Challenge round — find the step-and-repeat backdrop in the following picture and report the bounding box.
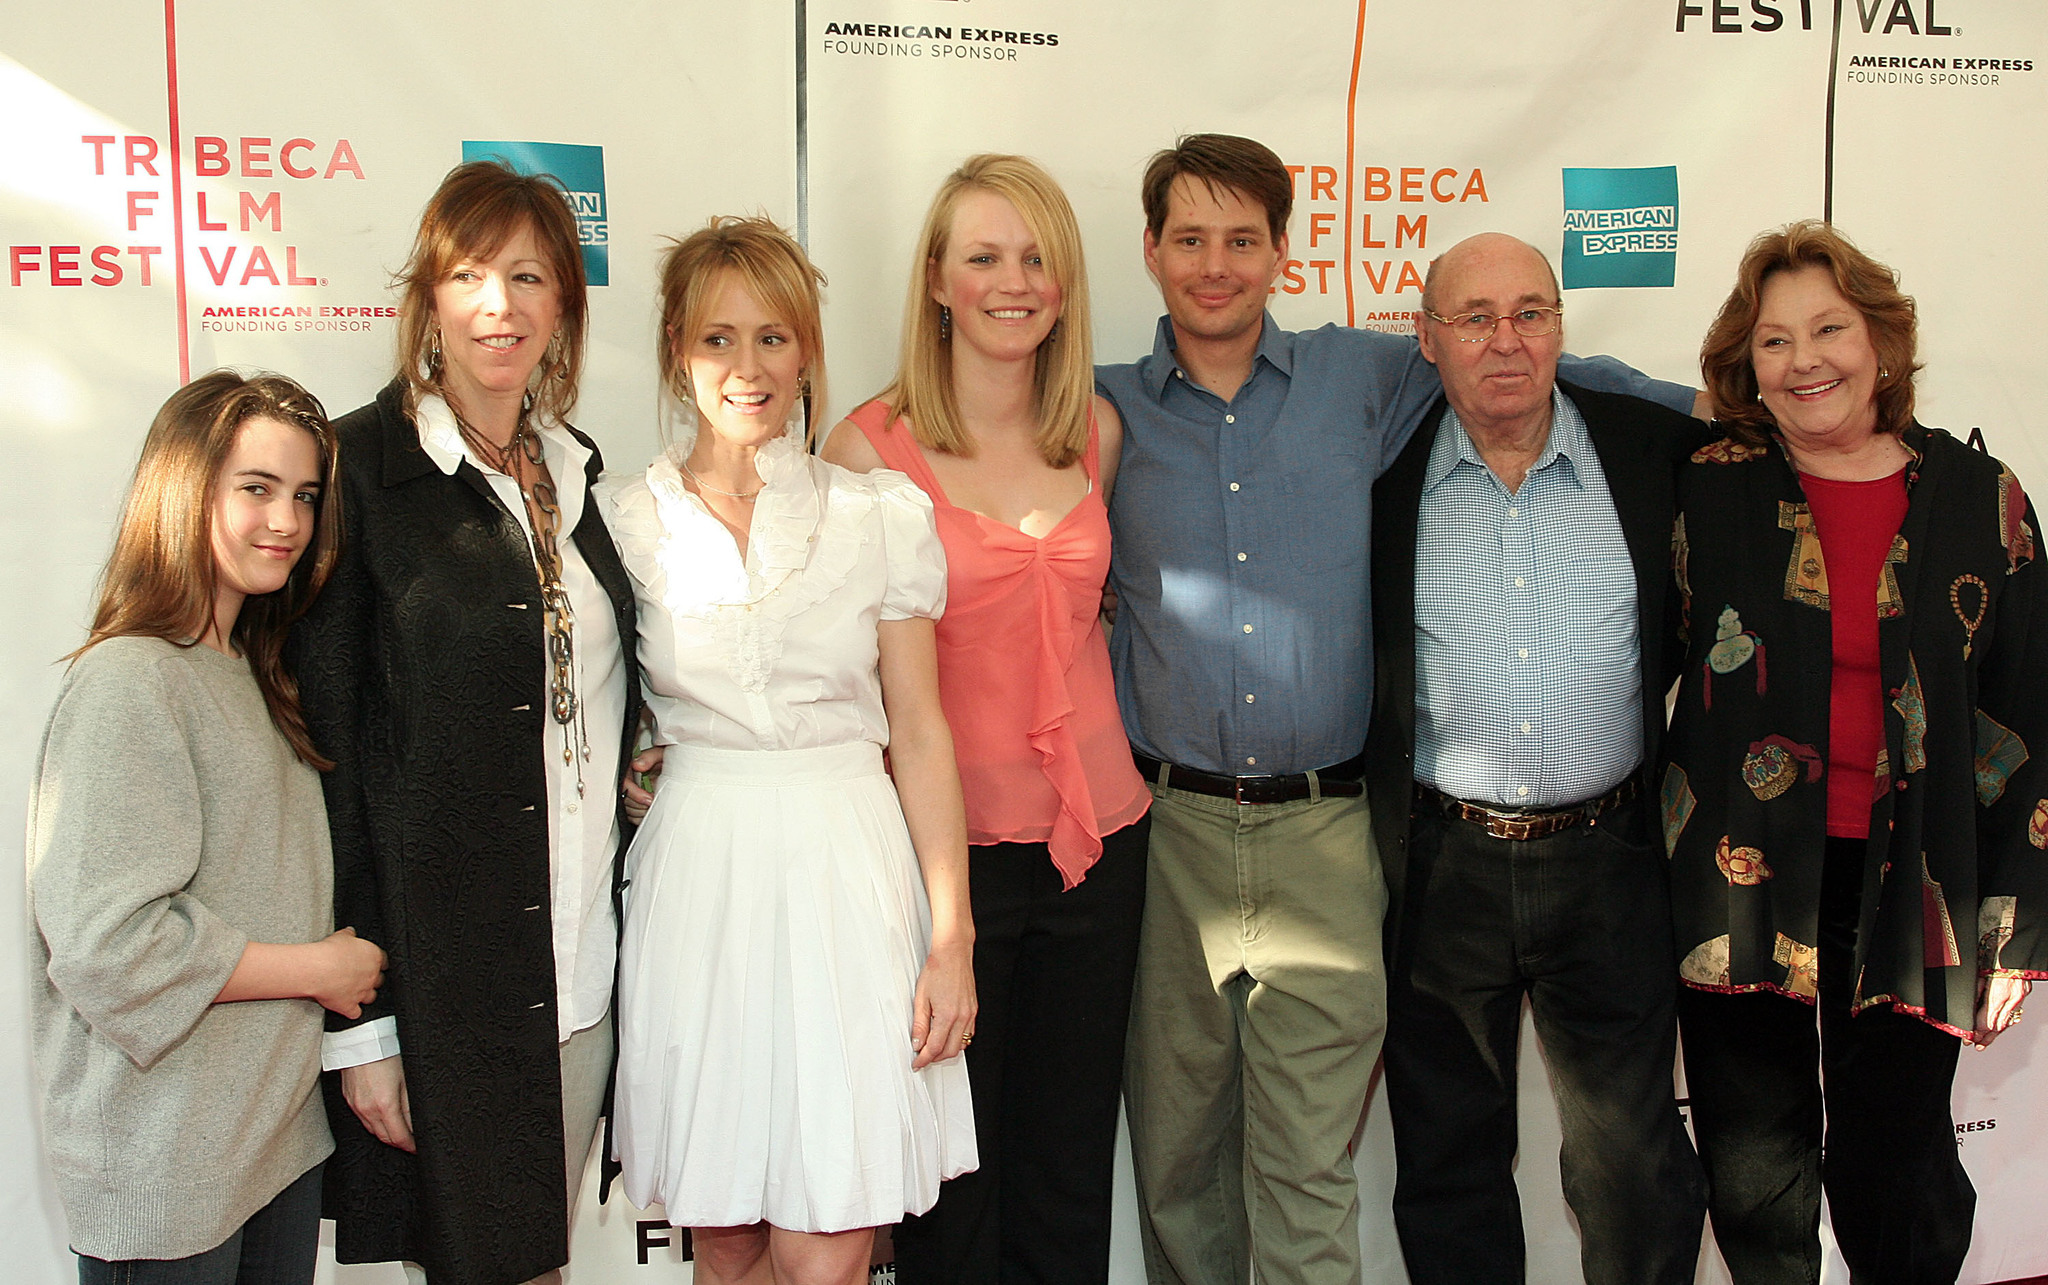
[4,2,2043,1281]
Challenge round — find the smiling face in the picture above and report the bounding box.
[1750,264,1882,452]
[1142,176,1286,348]
[1416,234,1563,443]
[929,188,1062,363]
[677,270,807,450]
[209,414,322,635]
[431,220,563,414]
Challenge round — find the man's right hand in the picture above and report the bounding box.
[342,1054,416,1152]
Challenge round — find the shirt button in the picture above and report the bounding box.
[1508,506,1519,517]
[1521,721,1532,734]
[1517,786,1530,798]
[1518,647,1529,659]
[1237,552,1248,562]
[1246,757,1258,766]
[1225,414,1236,424]
[1175,369,1186,379]
[1514,576,1526,588]
[1229,482,1241,492]
[1242,624,1254,634]
[1245,693,1256,703]
[567,801,580,815]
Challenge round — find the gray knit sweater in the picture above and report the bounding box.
[26,636,334,1261]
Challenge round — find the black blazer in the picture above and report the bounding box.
[1363,381,1706,958]
[290,380,640,1285]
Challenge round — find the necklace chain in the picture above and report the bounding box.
[680,457,764,501]
[444,391,592,794]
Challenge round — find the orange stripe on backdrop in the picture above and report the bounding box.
[162,0,189,383]
[1340,0,1370,327]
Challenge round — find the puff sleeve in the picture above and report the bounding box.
[872,468,948,622]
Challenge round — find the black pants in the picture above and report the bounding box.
[892,815,1150,1285]
[1385,792,1705,1285]
[1678,837,1974,1285]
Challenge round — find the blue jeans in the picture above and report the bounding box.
[1385,791,1705,1285]
[77,1163,323,1285]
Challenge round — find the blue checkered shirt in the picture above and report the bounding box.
[1412,388,1643,808]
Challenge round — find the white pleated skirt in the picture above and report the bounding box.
[613,740,977,1232]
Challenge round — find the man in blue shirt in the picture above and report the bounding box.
[1097,135,1699,1285]
[1361,233,1706,1284]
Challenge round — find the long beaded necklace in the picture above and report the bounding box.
[449,397,592,795]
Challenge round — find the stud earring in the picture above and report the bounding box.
[1879,367,1891,379]
[939,305,952,342]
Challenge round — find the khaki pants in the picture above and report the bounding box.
[1124,782,1387,1285]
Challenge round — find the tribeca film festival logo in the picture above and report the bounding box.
[1561,166,1678,291]
[9,133,393,332]
[463,141,610,287]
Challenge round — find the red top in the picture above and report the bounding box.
[1803,467,1910,839]
[851,399,1149,888]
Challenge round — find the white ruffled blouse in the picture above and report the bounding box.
[599,436,947,752]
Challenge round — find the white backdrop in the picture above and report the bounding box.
[4,1,2045,1281]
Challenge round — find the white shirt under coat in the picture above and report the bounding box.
[322,394,626,1069]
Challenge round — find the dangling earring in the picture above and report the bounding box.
[785,374,811,442]
[429,325,444,379]
[1048,317,1062,342]
[939,305,952,342]
[545,332,568,383]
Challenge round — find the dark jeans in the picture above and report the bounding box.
[1678,837,1974,1285]
[893,815,1149,1285]
[77,1163,323,1285]
[1385,792,1705,1285]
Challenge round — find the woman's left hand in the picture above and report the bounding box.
[622,745,665,825]
[910,936,977,1070]
[1972,975,2031,1048]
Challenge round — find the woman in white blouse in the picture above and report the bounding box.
[602,216,976,1285]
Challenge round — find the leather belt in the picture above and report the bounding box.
[1134,751,1366,805]
[1414,776,1640,842]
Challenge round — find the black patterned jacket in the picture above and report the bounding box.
[1665,424,2048,1036]
[289,380,640,1285]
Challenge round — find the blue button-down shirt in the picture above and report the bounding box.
[1413,390,1643,807]
[1099,313,1690,777]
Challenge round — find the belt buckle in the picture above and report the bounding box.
[1234,775,1275,805]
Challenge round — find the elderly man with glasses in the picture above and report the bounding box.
[1362,232,1709,1285]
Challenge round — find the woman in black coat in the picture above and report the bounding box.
[291,161,640,1285]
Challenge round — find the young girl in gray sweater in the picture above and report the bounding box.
[26,370,387,1284]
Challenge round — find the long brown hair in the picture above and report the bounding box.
[655,215,828,446]
[393,160,588,425]
[1701,219,1920,446]
[879,154,1093,468]
[76,370,342,767]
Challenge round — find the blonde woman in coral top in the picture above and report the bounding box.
[824,153,1149,1285]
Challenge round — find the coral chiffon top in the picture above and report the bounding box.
[850,399,1149,887]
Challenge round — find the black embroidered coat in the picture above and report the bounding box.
[289,380,640,1284]
[1664,424,2048,1037]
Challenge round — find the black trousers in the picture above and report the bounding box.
[1385,791,1706,1285]
[892,815,1150,1285]
[1678,837,1974,1285]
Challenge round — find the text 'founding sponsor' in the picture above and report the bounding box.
[820,21,1059,61]
[1846,53,2033,86]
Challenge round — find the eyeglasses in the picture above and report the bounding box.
[1424,305,1564,343]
